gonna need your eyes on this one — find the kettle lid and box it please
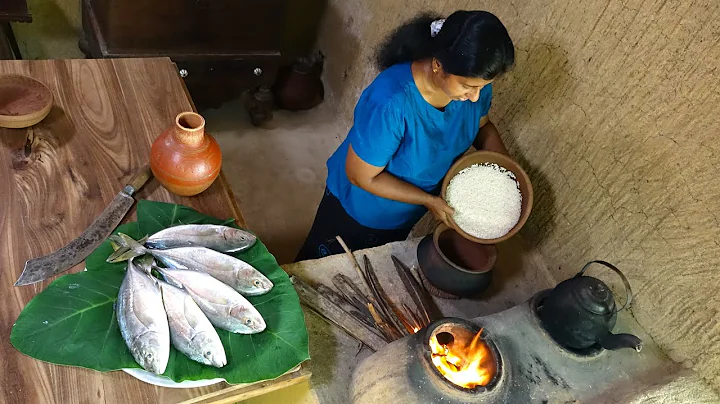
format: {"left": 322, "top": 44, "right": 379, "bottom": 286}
{"left": 571, "top": 276, "right": 616, "bottom": 315}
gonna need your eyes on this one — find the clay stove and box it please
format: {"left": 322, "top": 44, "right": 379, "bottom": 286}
{"left": 351, "top": 290, "right": 649, "bottom": 403}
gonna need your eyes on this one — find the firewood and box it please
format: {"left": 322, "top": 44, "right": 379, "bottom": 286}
{"left": 402, "top": 303, "right": 425, "bottom": 332}
{"left": 315, "top": 284, "right": 376, "bottom": 330}
{"left": 290, "top": 276, "right": 389, "bottom": 351}
{"left": 367, "top": 303, "right": 395, "bottom": 340}
{"left": 332, "top": 274, "right": 373, "bottom": 317}
{"left": 391, "top": 304, "right": 416, "bottom": 334}
{"left": 391, "top": 255, "right": 441, "bottom": 324}
{"left": 363, "top": 255, "right": 409, "bottom": 338}
{"left": 335, "top": 236, "right": 371, "bottom": 291}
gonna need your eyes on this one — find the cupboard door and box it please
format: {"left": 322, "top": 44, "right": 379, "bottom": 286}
{"left": 96, "top": 0, "right": 287, "bottom": 53}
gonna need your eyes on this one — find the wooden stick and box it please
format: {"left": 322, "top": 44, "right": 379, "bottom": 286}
{"left": 363, "top": 255, "right": 409, "bottom": 338}
{"left": 392, "top": 255, "right": 440, "bottom": 324}
{"left": 291, "top": 276, "right": 389, "bottom": 350}
{"left": 315, "top": 284, "right": 376, "bottom": 330}
{"left": 335, "top": 236, "right": 370, "bottom": 290}
{"left": 391, "top": 305, "right": 415, "bottom": 334}
{"left": 402, "top": 303, "right": 424, "bottom": 332}
{"left": 334, "top": 237, "right": 404, "bottom": 339}
{"left": 367, "top": 303, "right": 394, "bottom": 340}
{"left": 332, "top": 274, "right": 372, "bottom": 317}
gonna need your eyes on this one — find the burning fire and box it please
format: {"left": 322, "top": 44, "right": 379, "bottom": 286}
{"left": 428, "top": 328, "right": 496, "bottom": 389}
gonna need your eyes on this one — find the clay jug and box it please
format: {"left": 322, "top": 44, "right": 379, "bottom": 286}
{"left": 150, "top": 112, "right": 222, "bottom": 196}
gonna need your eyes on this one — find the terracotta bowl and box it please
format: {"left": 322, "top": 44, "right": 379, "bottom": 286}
{"left": 441, "top": 150, "right": 534, "bottom": 244}
{"left": 0, "top": 74, "right": 53, "bottom": 129}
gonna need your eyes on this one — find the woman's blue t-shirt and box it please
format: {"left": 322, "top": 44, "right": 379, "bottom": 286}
{"left": 326, "top": 62, "right": 493, "bottom": 230}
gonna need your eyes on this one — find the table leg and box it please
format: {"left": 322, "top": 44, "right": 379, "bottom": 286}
{"left": 2, "top": 22, "right": 22, "bottom": 60}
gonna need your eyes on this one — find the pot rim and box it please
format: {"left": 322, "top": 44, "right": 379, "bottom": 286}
{"left": 432, "top": 224, "right": 497, "bottom": 275}
{"left": 440, "top": 150, "right": 534, "bottom": 244}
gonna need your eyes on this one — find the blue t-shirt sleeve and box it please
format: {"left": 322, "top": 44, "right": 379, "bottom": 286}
{"left": 479, "top": 83, "right": 493, "bottom": 117}
{"left": 348, "top": 100, "right": 403, "bottom": 167}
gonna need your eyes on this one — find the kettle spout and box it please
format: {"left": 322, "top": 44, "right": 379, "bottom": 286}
{"left": 598, "top": 333, "right": 643, "bottom": 352}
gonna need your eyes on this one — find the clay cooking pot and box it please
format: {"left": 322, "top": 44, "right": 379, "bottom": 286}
{"left": 417, "top": 224, "right": 497, "bottom": 298}
{"left": 150, "top": 112, "right": 222, "bottom": 196}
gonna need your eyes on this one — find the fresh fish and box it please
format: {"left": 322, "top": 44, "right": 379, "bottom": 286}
{"left": 116, "top": 257, "right": 171, "bottom": 375}
{"left": 146, "top": 224, "right": 257, "bottom": 253}
{"left": 114, "top": 233, "right": 273, "bottom": 296}
{"left": 159, "top": 281, "right": 227, "bottom": 368}
{"left": 153, "top": 265, "right": 266, "bottom": 334}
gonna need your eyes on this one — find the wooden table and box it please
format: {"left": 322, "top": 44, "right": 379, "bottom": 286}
{"left": 0, "top": 58, "right": 308, "bottom": 404}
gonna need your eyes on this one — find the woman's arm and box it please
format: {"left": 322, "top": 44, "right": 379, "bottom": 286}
{"left": 473, "top": 116, "right": 509, "bottom": 156}
{"left": 345, "top": 145, "right": 454, "bottom": 226}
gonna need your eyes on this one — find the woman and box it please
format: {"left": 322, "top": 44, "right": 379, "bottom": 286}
{"left": 295, "top": 10, "right": 515, "bottom": 261}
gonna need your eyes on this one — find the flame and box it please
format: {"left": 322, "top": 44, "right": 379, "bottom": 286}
{"left": 428, "top": 328, "right": 496, "bottom": 389}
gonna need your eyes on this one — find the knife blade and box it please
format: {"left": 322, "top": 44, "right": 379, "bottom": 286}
{"left": 14, "top": 165, "right": 153, "bottom": 286}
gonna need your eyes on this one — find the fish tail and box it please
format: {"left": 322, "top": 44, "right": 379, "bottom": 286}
{"left": 118, "top": 233, "right": 148, "bottom": 253}
{"left": 109, "top": 234, "right": 149, "bottom": 252}
{"left": 105, "top": 233, "right": 149, "bottom": 263}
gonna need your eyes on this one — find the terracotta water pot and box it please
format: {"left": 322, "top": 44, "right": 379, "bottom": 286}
{"left": 272, "top": 54, "right": 325, "bottom": 111}
{"left": 150, "top": 112, "right": 222, "bottom": 196}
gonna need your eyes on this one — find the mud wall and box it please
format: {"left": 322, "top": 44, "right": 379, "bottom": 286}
{"left": 315, "top": 0, "right": 720, "bottom": 391}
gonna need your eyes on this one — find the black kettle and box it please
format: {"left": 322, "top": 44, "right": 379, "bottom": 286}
{"left": 539, "top": 260, "right": 643, "bottom": 352}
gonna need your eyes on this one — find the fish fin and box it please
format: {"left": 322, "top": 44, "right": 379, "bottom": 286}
{"left": 106, "top": 246, "right": 132, "bottom": 262}
{"left": 109, "top": 234, "right": 126, "bottom": 247}
{"left": 107, "top": 248, "right": 144, "bottom": 263}
{"left": 118, "top": 233, "right": 148, "bottom": 254}
{"left": 134, "top": 255, "right": 155, "bottom": 274}
{"left": 153, "top": 264, "right": 184, "bottom": 288}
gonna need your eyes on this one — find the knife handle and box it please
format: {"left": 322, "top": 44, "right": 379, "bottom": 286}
{"left": 126, "top": 165, "right": 153, "bottom": 194}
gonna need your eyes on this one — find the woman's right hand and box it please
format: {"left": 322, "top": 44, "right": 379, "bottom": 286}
{"left": 425, "top": 196, "right": 455, "bottom": 227}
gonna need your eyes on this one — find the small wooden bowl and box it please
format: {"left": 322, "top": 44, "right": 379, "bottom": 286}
{"left": 441, "top": 150, "right": 534, "bottom": 244}
{"left": 0, "top": 74, "right": 53, "bottom": 129}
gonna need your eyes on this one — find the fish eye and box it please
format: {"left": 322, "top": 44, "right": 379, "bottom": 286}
{"left": 244, "top": 318, "right": 253, "bottom": 326}
{"left": 145, "top": 353, "right": 153, "bottom": 360}
{"left": 204, "top": 351, "right": 212, "bottom": 358}
{"left": 252, "top": 279, "right": 261, "bottom": 287}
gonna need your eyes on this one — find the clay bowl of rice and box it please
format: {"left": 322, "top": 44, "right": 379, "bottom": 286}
{"left": 441, "top": 151, "right": 533, "bottom": 244}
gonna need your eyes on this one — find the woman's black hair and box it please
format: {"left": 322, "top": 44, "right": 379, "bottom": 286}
{"left": 376, "top": 10, "right": 515, "bottom": 80}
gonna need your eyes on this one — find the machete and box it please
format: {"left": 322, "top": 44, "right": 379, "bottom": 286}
{"left": 14, "top": 165, "right": 153, "bottom": 286}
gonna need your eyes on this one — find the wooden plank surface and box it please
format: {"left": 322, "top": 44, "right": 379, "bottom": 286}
{"left": 0, "top": 58, "right": 287, "bottom": 404}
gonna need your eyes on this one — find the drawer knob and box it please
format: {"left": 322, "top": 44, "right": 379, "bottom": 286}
{"left": 179, "top": 69, "right": 189, "bottom": 78}
{"left": 254, "top": 68, "right": 263, "bottom": 76}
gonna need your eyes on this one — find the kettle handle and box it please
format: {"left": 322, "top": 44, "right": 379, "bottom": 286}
{"left": 575, "top": 260, "right": 633, "bottom": 313}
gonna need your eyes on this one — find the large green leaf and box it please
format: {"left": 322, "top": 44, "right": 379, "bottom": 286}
{"left": 11, "top": 200, "right": 309, "bottom": 384}
{"left": 10, "top": 271, "right": 138, "bottom": 371}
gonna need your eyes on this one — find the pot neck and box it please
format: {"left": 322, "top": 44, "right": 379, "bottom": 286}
{"left": 173, "top": 112, "right": 206, "bottom": 147}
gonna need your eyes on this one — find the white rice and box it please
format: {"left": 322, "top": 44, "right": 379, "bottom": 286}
{"left": 445, "top": 163, "right": 522, "bottom": 239}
